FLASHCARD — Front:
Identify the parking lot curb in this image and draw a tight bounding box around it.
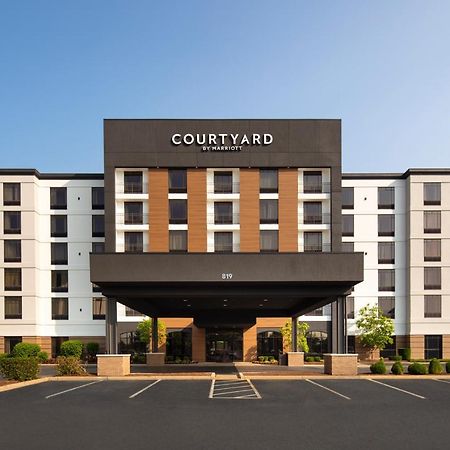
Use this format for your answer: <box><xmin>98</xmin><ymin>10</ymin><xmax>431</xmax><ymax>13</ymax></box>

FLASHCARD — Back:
<box><xmin>0</xmin><ymin>377</ymin><xmax>50</xmax><ymax>392</ymax></box>
<box><xmin>243</xmin><ymin>374</ymin><xmax>450</xmax><ymax>380</ymax></box>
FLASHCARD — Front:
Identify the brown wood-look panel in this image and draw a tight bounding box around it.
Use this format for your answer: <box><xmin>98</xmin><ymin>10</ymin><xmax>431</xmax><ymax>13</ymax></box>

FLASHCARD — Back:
<box><xmin>149</xmin><ymin>169</ymin><xmax>169</xmax><ymax>252</ymax></box>
<box><xmin>240</xmin><ymin>169</ymin><xmax>260</xmax><ymax>252</ymax></box>
<box><xmin>187</xmin><ymin>169</ymin><xmax>207</xmax><ymax>252</ymax></box>
<box><xmin>279</xmin><ymin>169</ymin><xmax>299</xmax><ymax>252</ymax></box>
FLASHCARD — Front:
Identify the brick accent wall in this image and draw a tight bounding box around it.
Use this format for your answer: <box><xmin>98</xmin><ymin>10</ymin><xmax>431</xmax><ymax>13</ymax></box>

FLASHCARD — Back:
<box><xmin>408</xmin><ymin>335</ymin><xmax>424</xmax><ymax>360</ymax></box>
<box><xmin>243</xmin><ymin>324</ymin><xmax>257</xmax><ymax>362</ymax></box>
<box><xmin>279</xmin><ymin>169</ymin><xmax>298</xmax><ymax>251</ymax></box>
<box><xmin>187</xmin><ymin>169</ymin><xmax>207</xmax><ymax>252</ymax></box>
<box><xmin>240</xmin><ymin>169</ymin><xmax>260</xmax><ymax>252</ymax></box>
<box><xmin>192</xmin><ymin>324</ymin><xmax>206</xmax><ymax>362</ymax></box>
<box><xmin>149</xmin><ymin>168</ymin><xmax>169</xmax><ymax>251</ymax></box>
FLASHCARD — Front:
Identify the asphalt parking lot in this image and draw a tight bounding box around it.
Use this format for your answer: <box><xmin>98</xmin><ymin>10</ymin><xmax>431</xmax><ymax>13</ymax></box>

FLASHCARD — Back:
<box><xmin>1</xmin><ymin>378</ymin><xmax>450</xmax><ymax>450</ymax></box>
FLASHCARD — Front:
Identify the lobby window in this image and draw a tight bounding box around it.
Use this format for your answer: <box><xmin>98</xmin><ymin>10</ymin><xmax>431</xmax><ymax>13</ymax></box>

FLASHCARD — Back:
<box><xmin>52</xmin><ymin>298</ymin><xmax>68</xmax><ymax>320</ymax></box>
<box><xmin>378</xmin><ymin>269</ymin><xmax>395</xmax><ymax>292</ymax></box>
<box><xmin>424</xmin><ymin>267</ymin><xmax>441</xmax><ymax>290</ymax></box>
<box><xmin>4</xmin><ymin>240</ymin><xmax>21</xmax><ymax>262</ymax></box>
<box><xmin>51</xmin><ymin>337</ymin><xmax>68</xmax><ymax>358</ymax></box>
<box><xmin>4</xmin><ymin>211</ymin><xmax>21</xmax><ymax>234</ymax></box>
<box><xmin>341</xmin><ymin>242</ymin><xmax>354</xmax><ymax>253</ymax></box>
<box><xmin>378</xmin><ymin>215</ymin><xmax>395</xmax><ymax>236</ymax></box>
<box><xmin>257</xmin><ymin>331</ymin><xmax>283</xmax><ymax>358</ymax></box>
<box><xmin>346</xmin><ymin>297</ymin><xmax>355</xmax><ymax>319</ymax></box>
<box><xmin>214</xmin><ymin>171</ymin><xmax>233</xmax><ymax>194</ymax></box>
<box><xmin>214</xmin><ymin>232</ymin><xmax>233</xmax><ymax>253</ymax></box>
<box><xmin>51</xmin><ymin>242</ymin><xmax>68</xmax><ymax>265</ymax></box>
<box><xmin>51</xmin><ymin>270</ymin><xmax>68</xmax><ymax>292</ymax></box>
<box><xmin>91</xmin><ymin>187</ymin><xmax>104</xmax><ymax>210</ymax></box>
<box><xmin>169</xmin><ymin>169</ymin><xmax>187</xmax><ymax>193</ymax></box>
<box><xmin>4</xmin><ymin>296</ymin><xmax>22</xmax><ymax>319</ymax></box>
<box><xmin>303</xmin><ymin>171</ymin><xmax>323</xmax><ymax>193</ymax></box>
<box><xmin>92</xmin><ymin>215</ymin><xmax>105</xmax><ymax>237</ymax></box>
<box><xmin>125</xmin><ymin>307</ymin><xmax>144</xmax><ymax>317</ymax></box>
<box><xmin>4</xmin><ymin>268</ymin><xmax>21</xmax><ymax>291</ymax></box>
<box><xmin>378</xmin><ymin>242</ymin><xmax>395</xmax><ymax>264</ymax></box>
<box><xmin>424</xmin><ymin>211</ymin><xmax>441</xmax><ymax>233</ymax></box>
<box><xmin>260</xmin><ymin>169</ymin><xmax>278</xmax><ymax>193</ymax></box>
<box><xmin>303</xmin><ymin>202</ymin><xmax>322</xmax><ymax>224</ymax></box>
<box><xmin>214</xmin><ymin>202</ymin><xmax>233</xmax><ymax>224</ymax></box>
<box><xmin>92</xmin><ymin>242</ymin><xmax>105</xmax><ymax>254</ymax></box>
<box><xmin>51</xmin><ymin>215</ymin><xmax>67</xmax><ymax>237</ymax></box>
<box><xmin>304</xmin><ymin>232</ymin><xmax>323</xmax><ymax>253</ymax></box>
<box><xmin>424</xmin><ymin>239</ymin><xmax>441</xmax><ymax>262</ymax></box>
<box><xmin>260</xmin><ymin>230</ymin><xmax>278</xmax><ymax>252</ymax></box>
<box><xmin>260</xmin><ymin>199</ymin><xmax>278</xmax><ymax>224</ymax></box>
<box><xmin>424</xmin><ymin>295</ymin><xmax>441</xmax><ymax>318</ymax></box>
<box><xmin>5</xmin><ymin>337</ymin><xmax>22</xmax><ymax>354</ymax></box>
<box><xmin>50</xmin><ymin>187</ymin><xmax>67</xmax><ymax>209</ymax></box>
<box><xmin>124</xmin><ymin>232</ymin><xmax>143</xmax><ymax>253</ymax></box>
<box><xmin>342</xmin><ymin>187</ymin><xmax>354</xmax><ymax>209</ymax></box>
<box><xmin>169</xmin><ymin>230</ymin><xmax>187</xmax><ymax>252</ymax></box>
<box><xmin>378</xmin><ymin>297</ymin><xmax>395</xmax><ymax>319</ymax></box>
<box><xmin>124</xmin><ymin>202</ymin><xmax>143</xmax><ymax>224</ymax></box>
<box><xmin>342</xmin><ymin>215</ymin><xmax>354</xmax><ymax>237</ymax></box>
<box><xmin>92</xmin><ymin>297</ymin><xmax>106</xmax><ymax>320</ymax></box>
<box><xmin>124</xmin><ymin>171</ymin><xmax>143</xmax><ymax>194</ymax></box>
<box><xmin>425</xmin><ymin>335</ymin><xmax>442</xmax><ymax>359</ymax></box>
<box><xmin>378</xmin><ymin>187</ymin><xmax>395</xmax><ymax>209</ymax></box>
<box><xmin>424</xmin><ymin>183</ymin><xmax>441</xmax><ymax>205</ymax></box>
<box><xmin>169</xmin><ymin>199</ymin><xmax>187</xmax><ymax>224</ymax></box>
<box><xmin>3</xmin><ymin>183</ymin><xmax>20</xmax><ymax>206</ymax></box>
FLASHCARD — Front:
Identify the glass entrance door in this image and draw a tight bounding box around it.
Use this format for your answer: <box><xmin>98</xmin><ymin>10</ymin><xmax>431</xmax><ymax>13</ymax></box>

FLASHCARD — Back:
<box><xmin>206</xmin><ymin>329</ymin><xmax>243</xmax><ymax>362</ymax></box>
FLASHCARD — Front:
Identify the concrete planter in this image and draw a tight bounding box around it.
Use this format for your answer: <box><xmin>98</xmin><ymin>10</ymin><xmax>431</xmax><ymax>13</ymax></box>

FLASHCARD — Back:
<box><xmin>145</xmin><ymin>353</ymin><xmax>165</xmax><ymax>366</ymax></box>
<box><xmin>323</xmin><ymin>353</ymin><xmax>358</xmax><ymax>375</ymax></box>
<box><xmin>97</xmin><ymin>354</ymin><xmax>130</xmax><ymax>376</ymax></box>
<box><xmin>286</xmin><ymin>352</ymin><xmax>305</xmax><ymax>367</ymax></box>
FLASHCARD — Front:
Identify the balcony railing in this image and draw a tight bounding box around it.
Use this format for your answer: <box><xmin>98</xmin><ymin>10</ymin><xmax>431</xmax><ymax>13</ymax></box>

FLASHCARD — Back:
<box><xmin>300</xmin><ymin>213</ymin><xmax>331</xmax><ymax>225</ymax></box>
<box><xmin>208</xmin><ymin>182</ymin><xmax>240</xmax><ymax>194</ymax></box>
<box><xmin>116</xmin><ymin>213</ymin><xmax>149</xmax><ymax>225</ymax></box>
<box><xmin>116</xmin><ymin>183</ymin><xmax>148</xmax><ymax>194</ymax></box>
<box><xmin>301</xmin><ymin>182</ymin><xmax>331</xmax><ymax>194</ymax></box>
<box><xmin>208</xmin><ymin>213</ymin><xmax>240</xmax><ymax>225</ymax></box>
<box><xmin>304</xmin><ymin>243</ymin><xmax>332</xmax><ymax>253</ymax></box>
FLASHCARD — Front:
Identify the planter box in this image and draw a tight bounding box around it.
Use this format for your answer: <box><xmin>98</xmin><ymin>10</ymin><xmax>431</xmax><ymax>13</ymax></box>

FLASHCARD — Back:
<box><xmin>97</xmin><ymin>354</ymin><xmax>130</xmax><ymax>376</ymax></box>
<box><xmin>145</xmin><ymin>353</ymin><xmax>165</xmax><ymax>366</ymax></box>
<box><xmin>323</xmin><ymin>354</ymin><xmax>358</xmax><ymax>375</ymax></box>
<box><xmin>287</xmin><ymin>352</ymin><xmax>305</xmax><ymax>367</ymax></box>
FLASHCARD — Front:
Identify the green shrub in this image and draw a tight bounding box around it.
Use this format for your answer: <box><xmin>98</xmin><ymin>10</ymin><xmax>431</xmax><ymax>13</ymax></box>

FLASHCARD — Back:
<box><xmin>86</xmin><ymin>342</ymin><xmax>99</xmax><ymax>358</ymax></box>
<box><xmin>305</xmin><ymin>356</ymin><xmax>315</xmax><ymax>363</ymax></box>
<box><xmin>11</xmin><ymin>342</ymin><xmax>41</xmax><ymax>358</ymax></box>
<box><xmin>268</xmin><ymin>356</ymin><xmax>276</xmax><ymax>362</ymax></box>
<box><xmin>389</xmin><ymin>355</ymin><xmax>402</xmax><ymax>362</ymax></box>
<box><xmin>408</xmin><ymin>362</ymin><xmax>428</xmax><ymax>375</ymax></box>
<box><xmin>131</xmin><ymin>354</ymin><xmax>146</xmax><ymax>364</ymax></box>
<box><xmin>446</xmin><ymin>361</ymin><xmax>450</xmax><ymax>374</ymax></box>
<box><xmin>0</xmin><ymin>357</ymin><xmax>39</xmax><ymax>381</ymax></box>
<box><xmin>314</xmin><ymin>356</ymin><xmax>321</xmax><ymax>362</ymax></box>
<box><xmin>429</xmin><ymin>358</ymin><xmax>443</xmax><ymax>375</ymax></box>
<box><xmin>258</xmin><ymin>356</ymin><xmax>265</xmax><ymax>362</ymax></box>
<box><xmin>370</xmin><ymin>358</ymin><xmax>387</xmax><ymax>374</ymax></box>
<box><xmin>37</xmin><ymin>351</ymin><xmax>49</xmax><ymax>363</ymax></box>
<box><xmin>59</xmin><ymin>340</ymin><xmax>83</xmax><ymax>359</ymax></box>
<box><xmin>391</xmin><ymin>361</ymin><xmax>404</xmax><ymax>375</ymax></box>
<box><xmin>182</xmin><ymin>356</ymin><xmax>191</xmax><ymax>364</ymax></box>
<box><xmin>0</xmin><ymin>353</ymin><xmax>8</xmax><ymax>359</ymax></box>
<box><xmin>398</xmin><ymin>348</ymin><xmax>411</xmax><ymax>361</ymax></box>
<box><xmin>56</xmin><ymin>356</ymin><xmax>86</xmax><ymax>376</ymax></box>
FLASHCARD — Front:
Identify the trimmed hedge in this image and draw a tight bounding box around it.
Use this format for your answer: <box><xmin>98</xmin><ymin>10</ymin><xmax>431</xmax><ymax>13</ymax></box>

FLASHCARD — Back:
<box><xmin>305</xmin><ymin>356</ymin><xmax>315</xmax><ymax>363</ymax></box>
<box><xmin>446</xmin><ymin>361</ymin><xmax>450</xmax><ymax>374</ymax></box>
<box><xmin>56</xmin><ymin>356</ymin><xmax>87</xmax><ymax>376</ymax></box>
<box><xmin>59</xmin><ymin>340</ymin><xmax>83</xmax><ymax>359</ymax></box>
<box><xmin>11</xmin><ymin>342</ymin><xmax>41</xmax><ymax>358</ymax></box>
<box><xmin>86</xmin><ymin>342</ymin><xmax>99</xmax><ymax>358</ymax></box>
<box><xmin>391</xmin><ymin>361</ymin><xmax>404</xmax><ymax>375</ymax></box>
<box><xmin>389</xmin><ymin>355</ymin><xmax>402</xmax><ymax>362</ymax></box>
<box><xmin>370</xmin><ymin>358</ymin><xmax>387</xmax><ymax>375</ymax></box>
<box><xmin>429</xmin><ymin>358</ymin><xmax>443</xmax><ymax>375</ymax></box>
<box><xmin>398</xmin><ymin>348</ymin><xmax>411</xmax><ymax>361</ymax></box>
<box><xmin>37</xmin><ymin>351</ymin><xmax>49</xmax><ymax>363</ymax></box>
<box><xmin>408</xmin><ymin>362</ymin><xmax>428</xmax><ymax>375</ymax></box>
<box><xmin>0</xmin><ymin>357</ymin><xmax>40</xmax><ymax>381</ymax></box>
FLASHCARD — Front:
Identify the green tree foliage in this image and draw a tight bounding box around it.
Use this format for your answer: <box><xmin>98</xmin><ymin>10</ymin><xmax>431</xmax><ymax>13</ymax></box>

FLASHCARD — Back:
<box><xmin>137</xmin><ymin>319</ymin><xmax>167</xmax><ymax>351</ymax></box>
<box><xmin>280</xmin><ymin>321</ymin><xmax>309</xmax><ymax>353</ymax></box>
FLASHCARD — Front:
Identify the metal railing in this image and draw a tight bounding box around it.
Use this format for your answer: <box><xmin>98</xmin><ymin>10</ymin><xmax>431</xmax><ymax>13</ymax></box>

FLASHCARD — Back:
<box><xmin>116</xmin><ymin>213</ymin><xmax>149</xmax><ymax>225</ymax></box>
<box><xmin>300</xmin><ymin>213</ymin><xmax>331</xmax><ymax>225</ymax></box>
<box><xmin>208</xmin><ymin>213</ymin><xmax>240</xmax><ymax>225</ymax></box>
<box><xmin>301</xmin><ymin>182</ymin><xmax>331</xmax><ymax>194</ymax></box>
<box><xmin>208</xmin><ymin>182</ymin><xmax>240</xmax><ymax>194</ymax></box>
<box><xmin>116</xmin><ymin>182</ymin><xmax>148</xmax><ymax>194</ymax></box>
<box><xmin>304</xmin><ymin>243</ymin><xmax>331</xmax><ymax>253</ymax></box>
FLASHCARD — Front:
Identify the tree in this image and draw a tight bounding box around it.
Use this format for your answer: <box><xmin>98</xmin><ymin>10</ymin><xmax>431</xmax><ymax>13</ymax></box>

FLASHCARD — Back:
<box><xmin>137</xmin><ymin>319</ymin><xmax>166</xmax><ymax>351</ymax></box>
<box><xmin>356</xmin><ymin>304</ymin><xmax>394</xmax><ymax>359</ymax></box>
<box><xmin>280</xmin><ymin>320</ymin><xmax>309</xmax><ymax>353</ymax></box>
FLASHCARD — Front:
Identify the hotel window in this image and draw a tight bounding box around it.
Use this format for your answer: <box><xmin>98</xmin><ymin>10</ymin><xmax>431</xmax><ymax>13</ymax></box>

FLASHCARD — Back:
<box><xmin>52</xmin><ymin>298</ymin><xmax>68</xmax><ymax>320</ymax></box>
<box><xmin>304</xmin><ymin>232</ymin><xmax>322</xmax><ymax>252</ymax></box>
<box><xmin>91</xmin><ymin>187</ymin><xmax>104</xmax><ymax>210</ymax></box>
<box><xmin>424</xmin><ymin>239</ymin><xmax>441</xmax><ymax>261</ymax></box>
<box><xmin>51</xmin><ymin>215</ymin><xmax>67</xmax><ymax>237</ymax></box>
<box><xmin>51</xmin><ymin>337</ymin><xmax>68</xmax><ymax>357</ymax></box>
<box><xmin>260</xmin><ymin>169</ymin><xmax>278</xmax><ymax>193</ymax></box>
<box><xmin>304</xmin><ymin>202</ymin><xmax>322</xmax><ymax>224</ymax></box>
<box><xmin>378</xmin><ymin>215</ymin><xmax>395</xmax><ymax>236</ymax></box>
<box><xmin>4</xmin><ymin>211</ymin><xmax>21</xmax><ymax>234</ymax></box>
<box><xmin>169</xmin><ymin>169</ymin><xmax>187</xmax><ymax>193</ymax></box>
<box><xmin>125</xmin><ymin>307</ymin><xmax>144</xmax><ymax>317</ymax></box>
<box><xmin>50</xmin><ymin>187</ymin><xmax>67</xmax><ymax>209</ymax></box>
<box><xmin>4</xmin><ymin>268</ymin><xmax>21</xmax><ymax>291</ymax></box>
<box><xmin>124</xmin><ymin>171</ymin><xmax>143</xmax><ymax>194</ymax></box>
<box><xmin>124</xmin><ymin>232</ymin><xmax>143</xmax><ymax>253</ymax></box>
<box><xmin>169</xmin><ymin>230</ymin><xmax>187</xmax><ymax>252</ymax></box>
<box><xmin>378</xmin><ymin>187</ymin><xmax>395</xmax><ymax>209</ymax></box>
<box><xmin>424</xmin><ymin>267</ymin><xmax>441</xmax><ymax>290</ymax></box>
<box><xmin>424</xmin><ymin>183</ymin><xmax>441</xmax><ymax>205</ymax></box>
<box><xmin>378</xmin><ymin>242</ymin><xmax>395</xmax><ymax>264</ymax></box>
<box><xmin>346</xmin><ymin>297</ymin><xmax>355</xmax><ymax>319</ymax></box>
<box><xmin>260</xmin><ymin>199</ymin><xmax>278</xmax><ymax>224</ymax></box>
<box><xmin>4</xmin><ymin>296</ymin><xmax>22</xmax><ymax>319</ymax></box>
<box><xmin>92</xmin><ymin>242</ymin><xmax>105</xmax><ymax>254</ymax></box>
<box><xmin>342</xmin><ymin>187</ymin><xmax>354</xmax><ymax>209</ymax></box>
<box><xmin>4</xmin><ymin>240</ymin><xmax>21</xmax><ymax>262</ymax></box>
<box><xmin>3</xmin><ymin>183</ymin><xmax>20</xmax><ymax>206</ymax></box>
<box><xmin>424</xmin><ymin>295</ymin><xmax>441</xmax><ymax>318</ymax></box>
<box><xmin>378</xmin><ymin>269</ymin><xmax>395</xmax><ymax>291</ymax></box>
<box><xmin>303</xmin><ymin>171</ymin><xmax>322</xmax><ymax>193</ymax></box>
<box><xmin>51</xmin><ymin>242</ymin><xmax>68</xmax><ymax>265</ymax></box>
<box><xmin>214</xmin><ymin>171</ymin><xmax>233</xmax><ymax>194</ymax></box>
<box><xmin>214</xmin><ymin>202</ymin><xmax>233</xmax><ymax>224</ymax></box>
<box><xmin>342</xmin><ymin>215</ymin><xmax>354</xmax><ymax>237</ymax></box>
<box><xmin>169</xmin><ymin>199</ymin><xmax>187</xmax><ymax>224</ymax></box>
<box><xmin>92</xmin><ymin>215</ymin><xmax>105</xmax><ymax>237</ymax></box>
<box><xmin>341</xmin><ymin>242</ymin><xmax>354</xmax><ymax>253</ymax></box>
<box><xmin>378</xmin><ymin>297</ymin><xmax>395</xmax><ymax>318</ymax></box>
<box><xmin>51</xmin><ymin>270</ymin><xmax>68</xmax><ymax>292</ymax></box>
<box><xmin>5</xmin><ymin>337</ymin><xmax>22</xmax><ymax>354</ymax></box>
<box><xmin>124</xmin><ymin>202</ymin><xmax>143</xmax><ymax>224</ymax></box>
<box><xmin>425</xmin><ymin>335</ymin><xmax>442</xmax><ymax>359</ymax></box>
<box><xmin>424</xmin><ymin>211</ymin><xmax>441</xmax><ymax>233</ymax></box>
<box><xmin>92</xmin><ymin>297</ymin><xmax>106</xmax><ymax>320</ymax></box>
<box><xmin>214</xmin><ymin>232</ymin><xmax>233</xmax><ymax>253</ymax></box>
<box><xmin>260</xmin><ymin>230</ymin><xmax>278</xmax><ymax>252</ymax></box>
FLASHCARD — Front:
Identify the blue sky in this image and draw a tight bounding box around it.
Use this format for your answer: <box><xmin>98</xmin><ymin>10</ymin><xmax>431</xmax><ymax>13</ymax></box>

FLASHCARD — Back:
<box><xmin>0</xmin><ymin>1</ymin><xmax>449</xmax><ymax>173</ymax></box>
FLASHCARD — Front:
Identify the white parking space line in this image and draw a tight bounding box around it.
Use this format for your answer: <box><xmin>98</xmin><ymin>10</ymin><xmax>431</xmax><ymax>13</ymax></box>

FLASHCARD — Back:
<box><xmin>209</xmin><ymin>380</ymin><xmax>215</xmax><ymax>399</ymax></box>
<box><xmin>433</xmin><ymin>378</ymin><xmax>450</xmax><ymax>385</ymax></box>
<box><xmin>305</xmin><ymin>379</ymin><xmax>351</xmax><ymax>400</ymax></box>
<box><xmin>129</xmin><ymin>380</ymin><xmax>161</xmax><ymax>399</ymax></box>
<box><xmin>45</xmin><ymin>381</ymin><xmax>103</xmax><ymax>399</ymax></box>
<box><xmin>214</xmin><ymin>383</ymin><xmax>250</xmax><ymax>391</ymax></box>
<box><xmin>246</xmin><ymin>379</ymin><xmax>262</xmax><ymax>399</ymax></box>
<box><xmin>367</xmin><ymin>379</ymin><xmax>426</xmax><ymax>399</ymax></box>
<box><xmin>214</xmin><ymin>381</ymin><xmax>248</xmax><ymax>387</ymax></box>
<box><xmin>210</xmin><ymin>379</ymin><xmax>261</xmax><ymax>399</ymax></box>
<box><xmin>214</xmin><ymin>388</ymin><xmax>255</xmax><ymax>396</ymax></box>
